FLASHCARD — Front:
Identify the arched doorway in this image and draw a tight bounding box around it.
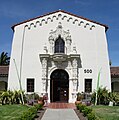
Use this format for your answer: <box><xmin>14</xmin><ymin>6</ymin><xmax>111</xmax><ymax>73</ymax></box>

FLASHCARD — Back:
<box><xmin>50</xmin><ymin>69</ymin><xmax>69</xmax><ymax>102</ymax></box>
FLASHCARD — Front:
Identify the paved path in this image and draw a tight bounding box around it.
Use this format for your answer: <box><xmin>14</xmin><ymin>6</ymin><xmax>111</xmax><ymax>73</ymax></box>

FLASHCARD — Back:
<box><xmin>41</xmin><ymin>109</ymin><xmax>79</xmax><ymax>120</ymax></box>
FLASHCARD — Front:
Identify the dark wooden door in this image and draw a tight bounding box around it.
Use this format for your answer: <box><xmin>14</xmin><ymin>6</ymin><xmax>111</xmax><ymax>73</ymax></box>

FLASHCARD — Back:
<box><xmin>60</xmin><ymin>87</ymin><xmax>69</xmax><ymax>102</ymax></box>
<box><xmin>51</xmin><ymin>80</ymin><xmax>69</xmax><ymax>102</ymax></box>
<box><xmin>50</xmin><ymin>69</ymin><xmax>69</xmax><ymax>102</ymax></box>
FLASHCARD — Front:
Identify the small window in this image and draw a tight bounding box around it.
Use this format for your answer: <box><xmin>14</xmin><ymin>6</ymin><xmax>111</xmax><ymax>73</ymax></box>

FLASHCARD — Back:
<box><xmin>85</xmin><ymin>79</ymin><xmax>92</xmax><ymax>93</ymax></box>
<box><xmin>27</xmin><ymin>78</ymin><xmax>34</xmax><ymax>92</ymax></box>
<box><xmin>54</xmin><ymin>35</ymin><xmax>65</xmax><ymax>53</ymax></box>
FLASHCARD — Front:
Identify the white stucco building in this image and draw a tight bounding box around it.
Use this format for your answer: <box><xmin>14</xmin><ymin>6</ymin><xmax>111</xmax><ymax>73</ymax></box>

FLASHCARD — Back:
<box><xmin>8</xmin><ymin>10</ymin><xmax>111</xmax><ymax>103</ymax></box>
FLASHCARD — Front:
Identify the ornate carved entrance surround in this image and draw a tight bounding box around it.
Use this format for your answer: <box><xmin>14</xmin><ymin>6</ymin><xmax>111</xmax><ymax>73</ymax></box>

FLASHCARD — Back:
<box><xmin>40</xmin><ymin>22</ymin><xmax>81</xmax><ymax>102</ymax></box>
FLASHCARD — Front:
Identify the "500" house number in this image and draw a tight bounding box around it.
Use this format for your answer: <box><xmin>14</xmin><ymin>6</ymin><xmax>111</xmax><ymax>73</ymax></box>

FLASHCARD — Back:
<box><xmin>84</xmin><ymin>69</ymin><xmax>92</xmax><ymax>73</ymax></box>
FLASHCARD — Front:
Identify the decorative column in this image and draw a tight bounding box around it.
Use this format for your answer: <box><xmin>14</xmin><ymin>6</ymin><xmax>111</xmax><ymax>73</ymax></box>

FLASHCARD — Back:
<box><xmin>49</xmin><ymin>35</ymin><xmax>54</xmax><ymax>54</ymax></box>
<box><xmin>66</xmin><ymin>35</ymin><xmax>72</xmax><ymax>54</ymax></box>
<box><xmin>72</xmin><ymin>59</ymin><xmax>78</xmax><ymax>79</ymax></box>
<box><xmin>42</xmin><ymin>58</ymin><xmax>48</xmax><ymax>93</ymax></box>
<box><xmin>72</xmin><ymin>58</ymin><xmax>78</xmax><ymax>92</ymax></box>
<box><xmin>72</xmin><ymin>58</ymin><xmax>78</xmax><ymax>101</ymax></box>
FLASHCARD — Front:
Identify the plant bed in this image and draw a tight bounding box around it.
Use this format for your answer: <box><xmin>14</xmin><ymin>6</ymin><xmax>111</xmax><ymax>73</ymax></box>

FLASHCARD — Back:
<box><xmin>74</xmin><ymin>109</ymin><xmax>87</xmax><ymax>120</ymax></box>
<box><xmin>35</xmin><ymin>108</ymin><xmax>46</xmax><ymax>120</ymax></box>
<box><xmin>20</xmin><ymin>103</ymin><xmax>44</xmax><ymax>120</ymax></box>
<box><xmin>76</xmin><ymin>103</ymin><xmax>96</xmax><ymax>120</ymax></box>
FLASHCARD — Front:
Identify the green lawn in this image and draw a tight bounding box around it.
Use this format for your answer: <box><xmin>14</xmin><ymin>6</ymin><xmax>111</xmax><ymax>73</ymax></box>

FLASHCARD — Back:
<box><xmin>91</xmin><ymin>105</ymin><xmax>119</xmax><ymax>120</ymax></box>
<box><xmin>0</xmin><ymin>104</ymin><xmax>29</xmax><ymax>120</ymax></box>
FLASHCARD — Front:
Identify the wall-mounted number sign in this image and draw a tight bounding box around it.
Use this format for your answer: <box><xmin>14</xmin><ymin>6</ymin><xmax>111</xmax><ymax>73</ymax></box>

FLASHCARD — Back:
<box><xmin>84</xmin><ymin>69</ymin><xmax>92</xmax><ymax>73</ymax></box>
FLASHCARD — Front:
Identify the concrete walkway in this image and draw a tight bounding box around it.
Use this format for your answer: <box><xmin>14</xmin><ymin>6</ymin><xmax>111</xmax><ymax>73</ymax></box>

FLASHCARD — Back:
<box><xmin>41</xmin><ymin>109</ymin><xmax>79</xmax><ymax>120</ymax></box>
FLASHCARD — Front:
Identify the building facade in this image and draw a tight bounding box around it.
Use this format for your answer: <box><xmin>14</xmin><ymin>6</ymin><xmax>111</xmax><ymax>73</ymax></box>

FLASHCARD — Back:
<box><xmin>8</xmin><ymin>10</ymin><xmax>111</xmax><ymax>103</ymax></box>
<box><xmin>111</xmin><ymin>67</ymin><xmax>119</xmax><ymax>92</ymax></box>
<box><xmin>0</xmin><ymin>66</ymin><xmax>9</xmax><ymax>91</ymax></box>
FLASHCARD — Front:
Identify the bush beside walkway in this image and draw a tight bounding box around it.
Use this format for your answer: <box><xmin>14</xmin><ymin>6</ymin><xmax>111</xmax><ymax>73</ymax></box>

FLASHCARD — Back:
<box><xmin>76</xmin><ymin>103</ymin><xmax>119</xmax><ymax>120</ymax></box>
<box><xmin>0</xmin><ymin>104</ymin><xmax>44</xmax><ymax>120</ymax></box>
<box><xmin>76</xmin><ymin>103</ymin><xmax>96</xmax><ymax>120</ymax></box>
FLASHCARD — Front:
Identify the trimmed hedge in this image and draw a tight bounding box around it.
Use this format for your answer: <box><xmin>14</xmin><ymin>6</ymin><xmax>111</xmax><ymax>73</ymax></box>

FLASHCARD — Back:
<box><xmin>20</xmin><ymin>106</ymin><xmax>37</xmax><ymax>120</ymax></box>
<box><xmin>34</xmin><ymin>103</ymin><xmax>43</xmax><ymax>110</ymax></box>
<box><xmin>87</xmin><ymin>112</ymin><xmax>96</xmax><ymax>120</ymax></box>
<box><xmin>82</xmin><ymin>107</ymin><xmax>92</xmax><ymax>116</ymax></box>
<box><xmin>19</xmin><ymin>104</ymin><xmax>43</xmax><ymax>120</ymax></box>
<box><xmin>77</xmin><ymin>103</ymin><xmax>86</xmax><ymax>112</ymax></box>
<box><xmin>76</xmin><ymin>103</ymin><xmax>96</xmax><ymax>120</ymax></box>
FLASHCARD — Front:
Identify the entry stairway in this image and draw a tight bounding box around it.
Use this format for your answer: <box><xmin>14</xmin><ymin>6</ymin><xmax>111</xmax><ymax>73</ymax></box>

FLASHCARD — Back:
<box><xmin>46</xmin><ymin>103</ymin><xmax>76</xmax><ymax>109</ymax></box>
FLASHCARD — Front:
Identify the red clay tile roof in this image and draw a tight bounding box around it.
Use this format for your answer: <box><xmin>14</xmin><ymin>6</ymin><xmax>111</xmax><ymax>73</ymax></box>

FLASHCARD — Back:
<box><xmin>12</xmin><ymin>10</ymin><xmax>108</xmax><ymax>31</ymax></box>
<box><xmin>110</xmin><ymin>67</ymin><xmax>119</xmax><ymax>77</ymax></box>
<box><xmin>0</xmin><ymin>66</ymin><xmax>9</xmax><ymax>77</ymax></box>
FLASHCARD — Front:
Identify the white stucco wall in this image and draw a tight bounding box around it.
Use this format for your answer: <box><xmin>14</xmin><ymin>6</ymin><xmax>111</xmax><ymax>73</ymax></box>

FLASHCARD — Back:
<box><xmin>8</xmin><ymin>11</ymin><xmax>111</xmax><ymax>102</ymax></box>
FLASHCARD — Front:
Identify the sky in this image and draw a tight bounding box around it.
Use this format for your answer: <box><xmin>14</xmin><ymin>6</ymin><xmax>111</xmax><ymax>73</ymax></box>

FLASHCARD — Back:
<box><xmin>0</xmin><ymin>0</ymin><xmax>119</xmax><ymax>66</ymax></box>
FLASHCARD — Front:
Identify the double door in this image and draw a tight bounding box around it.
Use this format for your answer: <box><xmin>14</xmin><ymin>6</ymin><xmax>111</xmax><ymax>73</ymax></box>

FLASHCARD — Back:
<box><xmin>51</xmin><ymin>80</ymin><xmax>69</xmax><ymax>102</ymax></box>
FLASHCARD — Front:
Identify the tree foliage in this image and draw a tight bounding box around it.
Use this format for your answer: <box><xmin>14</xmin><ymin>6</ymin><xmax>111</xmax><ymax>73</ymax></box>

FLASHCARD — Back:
<box><xmin>0</xmin><ymin>52</ymin><xmax>10</xmax><ymax>65</ymax></box>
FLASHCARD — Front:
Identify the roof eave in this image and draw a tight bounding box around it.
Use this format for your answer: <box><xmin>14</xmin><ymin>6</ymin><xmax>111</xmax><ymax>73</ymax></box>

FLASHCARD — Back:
<box><xmin>11</xmin><ymin>10</ymin><xmax>109</xmax><ymax>31</ymax></box>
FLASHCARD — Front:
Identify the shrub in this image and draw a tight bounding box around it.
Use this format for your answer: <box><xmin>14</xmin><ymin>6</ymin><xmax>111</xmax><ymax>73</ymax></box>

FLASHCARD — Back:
<box><xmin>29</xmin><ymin>106</ymin><xmax>37</xmax><ymax>118</ymax></box>
<box><xmin>0</xmin><ymin>90</ymin><xmax>26</xmax><ymax>105</ymax></box>
<box><xmin>91</xmin><ymin>87</ymin><xmax>111</xmax><ymax>105</ymax></box>
<box><xmin>87</xmin><ymin>112</ymin><xmax>96</xmax><ymax>120</ymax></box>
<box><xmin>108</xmin><ymin>92</ymin><xmax>119</xmax><ymax>105</ymax></box>
<box><xmin>77</xmin><ymin>103</ymin><xmax>86</xmax><ymax>112</ymax></box>
<box><xmin>76</xmin><ymin>104</ymin><xmax>80</xmax><ymax>110</ymax></box>
<box><xmin>20</xmin><ymin>106</ymin><xmax>37</xmax><ymax>120</ymax></box>
<box><xmin>34</xmin><ymin>104</ymin><xmax>43</xmax><ymax>110</ymax></box>
<box><xmin>82</xmin><ymin>107</ymin><xmax>92</xmax><ymax>116</ymax></box>
<box><xmin>1</xmin><ymin>91</ymin><xmax>10</xmax><ymax>105</ymax></box>
<box><xmin>76</xmin><ymin>103</ymin><xmax>97</xmax><ymax>120</ymax></box>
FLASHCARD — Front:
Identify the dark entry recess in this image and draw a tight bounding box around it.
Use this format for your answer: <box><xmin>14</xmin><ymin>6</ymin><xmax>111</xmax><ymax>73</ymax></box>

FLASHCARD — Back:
<box><xmin>50</xmin><ymin>69</ymin><xmax>69</xmax><ymax>102</ymax></box>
